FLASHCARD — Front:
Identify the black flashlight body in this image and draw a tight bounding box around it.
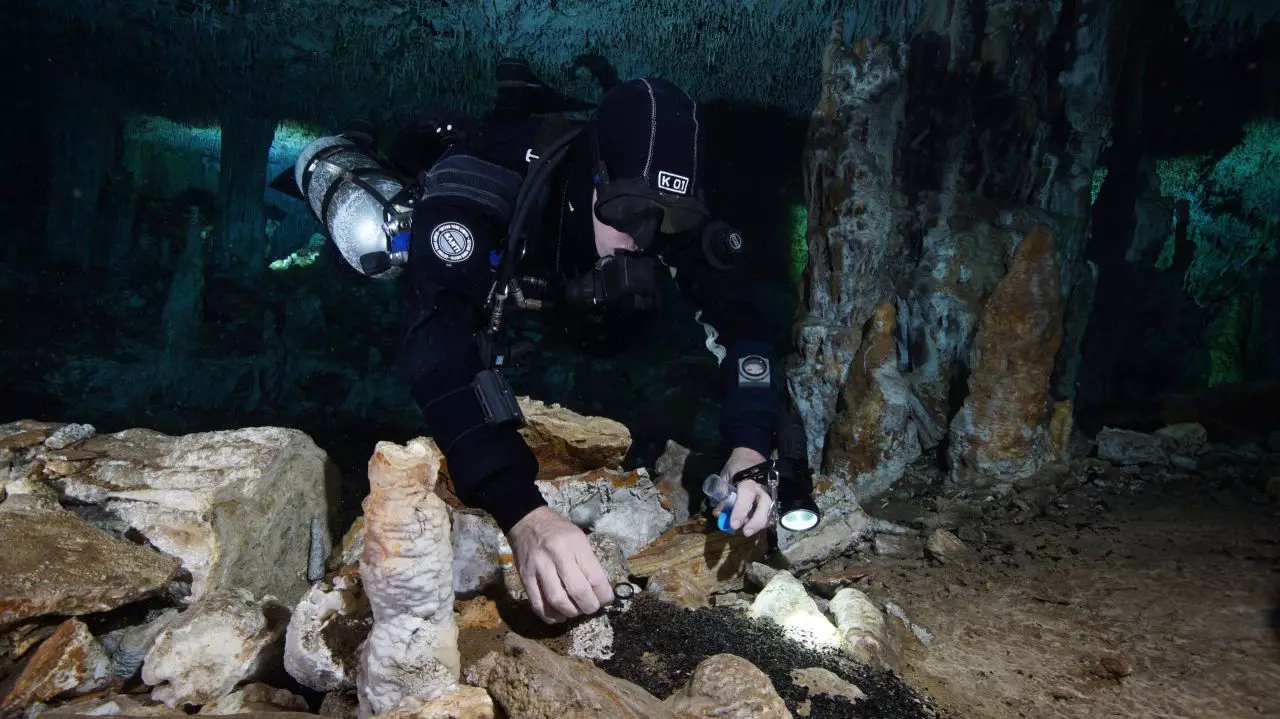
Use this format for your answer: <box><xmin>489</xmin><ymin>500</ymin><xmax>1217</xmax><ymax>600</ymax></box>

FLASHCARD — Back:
<box><xmin>774</xmin><ymin>409</ymin><xmax>822</xmax><ymax>532</ymax></box>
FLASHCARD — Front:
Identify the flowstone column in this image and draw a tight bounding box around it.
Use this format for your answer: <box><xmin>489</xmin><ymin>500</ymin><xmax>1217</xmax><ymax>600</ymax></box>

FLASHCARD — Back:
<box><xmin>216</xmin><ymin>109</ymin><xmax>276</xmax><ymax>279</ymax></box>
<box><xmin>788</xmin><ymin>20</ymin><xmax>914</xmax><ymax>470</ymax></box>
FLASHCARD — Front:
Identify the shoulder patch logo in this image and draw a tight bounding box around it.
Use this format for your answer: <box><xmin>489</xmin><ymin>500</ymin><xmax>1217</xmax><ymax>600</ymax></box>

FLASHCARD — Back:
<box><xmin>657</xmin><ymin>170</ymin><xmax>690</xmax><ymax>195</ymax></box>
<box><xmin>430</xmin><ymin>222</ymin><xmax>475</xmax><ymax>264</ymax></box>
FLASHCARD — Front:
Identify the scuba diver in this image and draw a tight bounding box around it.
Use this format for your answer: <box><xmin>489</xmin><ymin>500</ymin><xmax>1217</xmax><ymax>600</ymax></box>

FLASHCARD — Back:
<box><xmin>289</xmin><ymin>60</ymin><xmax>819</xmax><ymax>624</ymax></box>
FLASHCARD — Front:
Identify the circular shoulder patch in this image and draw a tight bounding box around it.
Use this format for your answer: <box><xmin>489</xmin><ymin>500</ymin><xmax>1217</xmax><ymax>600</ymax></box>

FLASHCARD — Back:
<box><xmin>430</xmin><ymin>222</ymin><xmax>475</xmax><ymax>264</ymax></box>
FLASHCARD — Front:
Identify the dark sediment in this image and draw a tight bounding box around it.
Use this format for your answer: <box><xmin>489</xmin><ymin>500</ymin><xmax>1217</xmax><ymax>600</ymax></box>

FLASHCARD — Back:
<box><xmin>599</xmin><ymin>596</ymin><xmax>948</xmax><ymax>719</ymax></box>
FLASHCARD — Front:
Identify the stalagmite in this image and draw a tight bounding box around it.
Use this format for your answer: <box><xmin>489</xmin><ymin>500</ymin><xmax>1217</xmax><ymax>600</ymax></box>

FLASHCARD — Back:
<box><xmin>357</xmin><ymin>439</ymin><xmax>459</xmax><ymax>717</ymax></box>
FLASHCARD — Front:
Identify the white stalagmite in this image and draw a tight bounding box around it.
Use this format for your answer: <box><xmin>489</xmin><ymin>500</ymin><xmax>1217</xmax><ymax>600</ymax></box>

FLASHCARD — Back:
<box><xmin>829</xmin><ymin>587</ymin><xmax>893</xmax><ymax>669</ymax></box>
<box><xmin>356</xmin><ymin>439</ymin><xmax>459</xmax><ymax>718</ymax></box>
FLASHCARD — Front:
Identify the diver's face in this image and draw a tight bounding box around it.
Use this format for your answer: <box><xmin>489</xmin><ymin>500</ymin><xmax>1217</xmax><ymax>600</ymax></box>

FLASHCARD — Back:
<box><xmin>592</xmin><ymin>189</ymin><xmax>637</xmax><ymax>257</ymax></box>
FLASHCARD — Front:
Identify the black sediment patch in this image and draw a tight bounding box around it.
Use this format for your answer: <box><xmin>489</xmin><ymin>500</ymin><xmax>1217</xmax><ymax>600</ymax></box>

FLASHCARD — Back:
<box><xmin>599</xmin><ymin>597</ymin><xmax>949</xmax><ymax>719</ymax></box>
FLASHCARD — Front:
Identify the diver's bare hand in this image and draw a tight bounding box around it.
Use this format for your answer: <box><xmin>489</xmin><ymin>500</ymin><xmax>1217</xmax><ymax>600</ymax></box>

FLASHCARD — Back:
<box><xmin>716</xmin><ymin>447</ymin><xmax>774</xmax><ymax>537</ymax></box>
<box><xmin>507</xmin><ymin>506</ymin><xmax>615</xmax><ymax>623</ymax></box>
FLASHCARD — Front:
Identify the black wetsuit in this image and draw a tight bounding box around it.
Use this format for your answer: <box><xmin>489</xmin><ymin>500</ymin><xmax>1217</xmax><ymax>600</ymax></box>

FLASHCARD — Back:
<box><xmin>394</xmin><ymin>108</ymin><xmax>780</xmax><ymax>534</ymax></box>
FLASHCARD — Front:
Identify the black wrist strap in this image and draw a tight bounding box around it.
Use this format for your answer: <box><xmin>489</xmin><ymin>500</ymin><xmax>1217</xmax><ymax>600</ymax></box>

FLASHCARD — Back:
<box><xmin>730</xmin><ymin>459</ymin><xmax>773</xmax><ymax>486</ymax></box>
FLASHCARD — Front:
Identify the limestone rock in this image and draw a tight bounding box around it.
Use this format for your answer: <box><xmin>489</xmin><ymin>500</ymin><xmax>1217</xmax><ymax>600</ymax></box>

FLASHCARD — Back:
<box><xmin>142</xmin><ymin>589</ymin><xmax>290</xmax><ymax>707</ymax></box>
<box><xmin>744</xmin><ymin>562</ymin><xmax>779</xmax><ymax>590</ymax></box>
<box><xmin>0</xmin><ymin>504</ymin><xmax>179</xmax><ymax>629</ymax></box>
<box><xmin>52</xmin><ymin>426</ymin><xmax>337</xmax><ymax>606</ymax></box>
<box><xmin>536</xmin><ymin>469</ymin><xmax>673</xmax><ymax>558</ymax></box>
<box><xmin>450</xmin><ymin>510</ymin><xmax>505</xmax><ymax>596</ymax></box>
<box><xmin>1097</xmin><ymin>427</ymin><xmax>1168</xmax><ymax>466</ymax></box>
<box><xmin>647</xmin><ymin>567</ymin><xmax>710</xmax><ymax>610</ymax></box>
<box><xmin>829</xmin><ymin>588</ymin><xmax>893</xmax><ymax>668</ymax></box>
<box><xmin>339</xmin><ymin>517</ymin><xmax>366</xmax><ymax>569</ymax></box>
<box><xmin>802</xmin><ymin>566</ymin><xmax>874</xmax><ymax>599</ymax></box>
<box><xmin>358</xmin><ymin>439</ymin><xmax>459</xmax><ymax>716</ymax></box>
<box><xmin>627</xmin><ymin>521</ymin><xmax>765</xmax><ymax>594</ymax></box>
<box><xmin>476</xmin><ymin>634</ymin><xmax>668</xmax><ymax>719</ymax></box>
<box><xmin>1</xmin><ymin>622</ymin><xmax>59</xmax><ymax>676</ymax></box>
<box><xmin>790</xmin><ymin>667</ymin><xmax>865</xmax><ymax>705</ymax></box>
<box><xmin>379</xmin><ymin>687</ymin><xmax>496</xmax><ymax>719</ymax></box>
<box><xmin>0</xmin><ymin>421</ymin><xmax>59</xmax><ymax>451</ymax></box>
<box><xmin>44</xmin><ymin>423</ymin><xmax>96</xmax><ymax>450</ymax></box>
<box><xmin>568</xmin><ymin>615</ymin><xmax>614</xmax><ymax>661</ymax></box>
<box><xmin>665</xmin><ymin>654</ymin><xmax>790</xmax><ymax>719</ymax></box>
<box><xmin>873</xmin><ymin>534</ymin><xmax>924</xmax><ymax>559</ymax></box>
<box><xmin>0</xmin><ymin>619</ymin><xmax>113</xmax><ymax>714</ymax></box>
<box><xmin>101</xmin><ymin>609</ymin><xmax>180</xmax><ymax>680</ymax></box>
<box><xmin>284</xmin><ymin>575</ymin><xmax>370</xmax><ymax>692</ymax></box>
<box><xmin>455</xmin><ymin>598</ymin><xmax>503</xmax><ymax>633</ymax></box>
<box><xmin>823</xmin><ymin>302</ymin><xmax>921</xmax><ymax>501</ymax></box>
<box><xmin>925</xmin><ymin>529</ymin><xmax>977</xmax><ymax>567</ymax></box>
<box><xmin>198</xmin><ymin>683</ymin><xmax>308</xmax><ymax>715</ymax></box>
<box><xmin>748</xmin><ymin>571</ymin><xmax>840</xmax><ymax>649</ymax></box>
<box><xmin>653</xmin><ymin>440</ymin><xmax>692</xmax><ymax>524</ymax></box>
<box><xmin>949</xmin><ymin>225</ymin><xmax>1064</xmax><ymax>488</ymax></box>
<box><xmin>517</xmin><ymin>398</ymin><xmax>632</xmax><ymax>479</ymax></box>
<box><xmin>710</xmin><ymin>592</ymin><xmax>752</xmax><ymax>611</ymax></box>
<box><xmin>37</xmin><ymin>694</ymin><xmax>181</xmax><ymax>716</ymax></box>
<box><xmin>1154</xmin><ymin>422</ymin><xmax>1209</xmax><ymax>457</ymax></box>
<box><xmin>0</xmin><ymin>472</ymin><xmax>61</xmax><ymax>513</ymax></box>
<box><xmin>587</xmin><ymin>533</ymin><xmax>630</xmax><ymax>586</ymax></box>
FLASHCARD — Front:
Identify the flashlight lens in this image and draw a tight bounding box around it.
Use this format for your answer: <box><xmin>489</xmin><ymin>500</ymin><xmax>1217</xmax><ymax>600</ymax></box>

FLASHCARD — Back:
<box><xmin>780</xmin><ymin>508</ymin><xmax>819</xmax><ymax>532</ymax></box>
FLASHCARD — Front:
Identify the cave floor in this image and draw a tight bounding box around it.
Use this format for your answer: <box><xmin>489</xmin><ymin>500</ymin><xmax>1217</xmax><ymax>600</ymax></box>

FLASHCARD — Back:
<box><xmin>872</xmin><ymin>464</ymin><xmax>1280</xmax><ymax>719</ymax></box>
<box><xmin>448</xmin><ymin>456</ymin><xmax>1280</xmax><ymax>718</ymax></box>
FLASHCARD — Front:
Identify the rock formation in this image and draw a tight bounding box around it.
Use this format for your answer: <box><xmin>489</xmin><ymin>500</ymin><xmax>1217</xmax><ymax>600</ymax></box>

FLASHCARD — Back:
<box><xmin>824</xmin><ymin>302</ymin><xmax>921</xmax><ymax>501</ymax></box>
<box><xmin>284</xmin><ymin>574</ymin><xmax>369</xmax><ymax>692</ymax></box>
<box><xmin>535</xmin><ymin>468</ymin><xmax>674</xmax><ymax>558</ymax></box>
<box><xmin>0</xmin><ymin>502</ymin><xmax>179</xmax><ymax>629</ymax></box>
<box><xmin>0</xmin><ymin>620</ymin><xmax>113</xmax><ymax>714</ymax></box>
<box><xmin>949</xmin><ymin>226</ymin><xmax>1065</xmax><ymax>488</ymax></box>
<box><xmin>517</xmin><ymin>398</ymin><xmax>633</xmax><ymax>480</ymax></box>
<box><xmin>791</xmin><ymin>2</ymin><xmax>1123</xmax><ymax>504</ymax></box>
<box><xmin>471</xmin><ymin>634</ymin><xmax>793</xmax><ymax>719</ymax></box>
<box><xmin>357</xmin><ymin>439</ymin><xmax>459</xmax><ymax>717</ymax></box>
<box><xmin>142</xmin><ymin>589</ymin><xmax>290</xmax><ymax>707</ymax></box>
<box><xmin>38</xmin><ymin>425</ymin><xmax>337</xmax><ymax>606</ymax></box>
